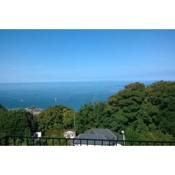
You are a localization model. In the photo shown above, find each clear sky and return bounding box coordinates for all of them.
[0,30,175,82]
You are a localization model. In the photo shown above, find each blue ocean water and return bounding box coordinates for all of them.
[0,81,152,110]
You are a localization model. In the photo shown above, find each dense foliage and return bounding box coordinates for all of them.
[107,81,175,141]
[0,81,175,141]
[0,109,35,137]
[76,102,107,133]
[76,81,175,141]
[37,105,75,137]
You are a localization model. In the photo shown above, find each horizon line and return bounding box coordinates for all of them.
[0,79,174,84]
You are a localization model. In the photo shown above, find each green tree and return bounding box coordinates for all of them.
[76,102,107,134]
[108,82,146,132]
[0,109,34,137]
[37,105,74,137]
[107,81,175,141]
[145,81,175,136]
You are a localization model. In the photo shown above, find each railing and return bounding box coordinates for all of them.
[0,136,175,146]
[124,140,175,146]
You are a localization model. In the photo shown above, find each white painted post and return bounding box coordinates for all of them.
[121,130,125,146]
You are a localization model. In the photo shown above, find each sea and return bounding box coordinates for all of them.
[0,81,153,110]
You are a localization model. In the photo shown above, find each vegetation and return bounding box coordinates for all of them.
[76,81,175,141]
[0,109,35,137]
[76,102,107,133]
[0,81,175,141]
[37,105,75,137]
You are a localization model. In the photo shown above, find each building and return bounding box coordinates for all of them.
[74,128,122,146]
[25,107,42,116]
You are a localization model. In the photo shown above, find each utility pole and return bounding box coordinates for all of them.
[74,111,76,133]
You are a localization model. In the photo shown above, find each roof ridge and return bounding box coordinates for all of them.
[102,129,117,139]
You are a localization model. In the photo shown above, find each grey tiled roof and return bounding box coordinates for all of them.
[84,128,118,140]
[74,128,120,145]
[78,133,106,140]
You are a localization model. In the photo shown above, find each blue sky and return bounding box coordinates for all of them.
[0,30,175,82]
